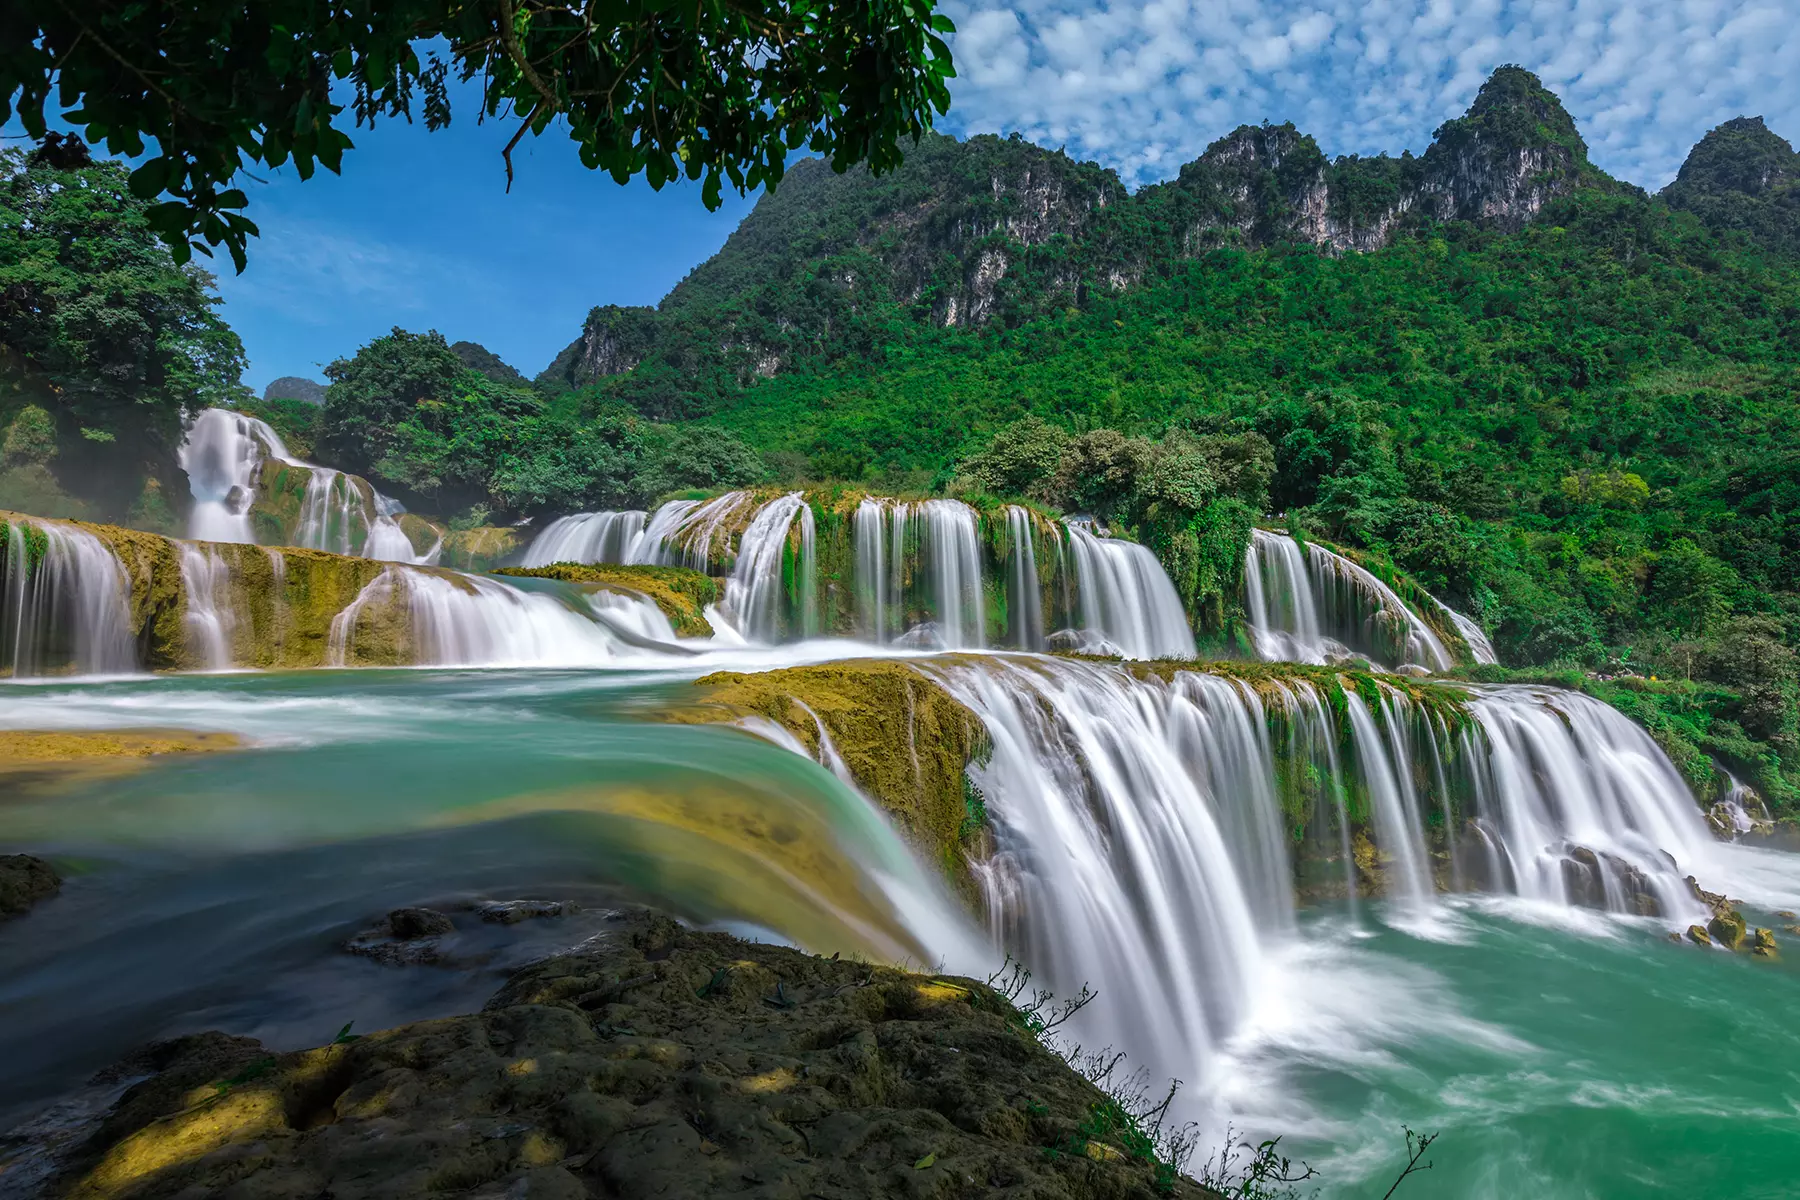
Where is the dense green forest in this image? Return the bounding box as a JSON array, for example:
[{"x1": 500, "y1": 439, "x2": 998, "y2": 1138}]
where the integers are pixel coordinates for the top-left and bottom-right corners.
[{"x1": 4, "y1": 66, "x2": 1797, "y2": 809}]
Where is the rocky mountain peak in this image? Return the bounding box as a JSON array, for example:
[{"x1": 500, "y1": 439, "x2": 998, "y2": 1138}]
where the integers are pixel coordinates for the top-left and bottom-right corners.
[
  {"x1": 1662, "y1": 115, "x2": 1799, "y2": 256},
  {"x1": 1667, "y1": 116, "x2": 1797, "y2": 198}
]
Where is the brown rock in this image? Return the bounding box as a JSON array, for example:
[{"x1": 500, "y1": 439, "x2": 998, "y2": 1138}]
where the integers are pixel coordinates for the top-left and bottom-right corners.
[
  {"x1": 55, "y1": 913, "x2": 1211, "y2": 1199},
  {"x1": 0, "y1": 854, "x2": 61, "y2": 919},
  {"x1": 1687, "y1": 925, "x2": 1713, "y2": 946},
  {"x1": 1752, "y1": 928, "x2": 1779, "y2": 960}
]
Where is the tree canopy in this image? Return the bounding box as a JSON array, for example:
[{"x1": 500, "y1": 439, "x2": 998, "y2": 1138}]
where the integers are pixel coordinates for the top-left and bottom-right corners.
[{"x1": 0, "y1": 0, "x2": 956, "y2": 268}]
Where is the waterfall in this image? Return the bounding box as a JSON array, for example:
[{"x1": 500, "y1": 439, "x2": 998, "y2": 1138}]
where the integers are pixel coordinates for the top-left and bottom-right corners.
[
  {"x1": 918, "y1": 499, "x2": 985, "y2": 649},
  {"x1": 632, "y1": 492, "x2": 755, "y2": 569},
  {"x1": 906, "y1": 657, "x2": 1717, "y2": 1090},
  {"x1": 1244, "y1": 530, "x2": 1452, "y2": 670},
  {"x1": 292, "y1": 467, "x2": 365, "y2": 556},
  {"x1": 1004, "y1": 507, "x2": 1045, "y2": 650},
  {"x1": 1464, "y1": 687, "x2": 1713, "y2": 916},
  {"x1": 0, "y1": 519, "x2": 135, "y2": 677},
  {"x1": 328, "y1": 567, "x2": 677, "y2": 667},
  {"x1": 854, "y1": 498, "x2": 889, "y2": 640},
  {"x1": 178, "y1": 543, "x2": 235, "y2": 670},
  {"x1": 1064, "y1": 519, "x2": 1195, "y2": 660},
  {"x1": 180, "y1": 408, "x2": 432, "y2": 563},
  {"x1": 179, "y1": 409, "x2": 290, "y2": 544},
  {"x1": 521, "y1": 511, "x2": 649, "y2": 567},
  {"x1": 722, "y1": 492, "x2": 807, "y2": 641},
  {"x1": 1435, "y1": 597, "x2": 1499, "y2": 665}
]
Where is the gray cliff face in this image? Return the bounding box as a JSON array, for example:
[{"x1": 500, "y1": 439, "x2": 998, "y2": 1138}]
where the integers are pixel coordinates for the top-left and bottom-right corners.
[{"x1": 1165, "y1": 66, "x2": 1604, "y2": 256}]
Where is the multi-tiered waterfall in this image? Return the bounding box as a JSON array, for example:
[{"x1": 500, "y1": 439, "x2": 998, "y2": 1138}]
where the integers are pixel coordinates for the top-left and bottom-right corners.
[
  {"x1": 0, "y1": 519, "x2": 135, "y2": 677},
  {"x1": 529, "y1": 493, "x2": 1194, "y2": 655},
  {"x1": 178, "y1": 408, "x2": 438, "y2": 564}
]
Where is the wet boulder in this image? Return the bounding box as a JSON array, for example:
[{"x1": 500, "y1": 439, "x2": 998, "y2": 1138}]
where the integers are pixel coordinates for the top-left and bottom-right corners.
[
  {"x1": 0, "y1": 854, "x2": 61, "y2": 919},
  {"x1": 345, "y1": 906, "x2": 457, "y2": 966},
  {"x1": 1752, "y1": 928, "x2": 1779, "y2": 960}
]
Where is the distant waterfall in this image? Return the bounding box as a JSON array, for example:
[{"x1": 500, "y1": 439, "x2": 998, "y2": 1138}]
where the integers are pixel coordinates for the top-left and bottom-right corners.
[
  {"x1": 1004, "y1": 506, "x2": 1045, "y2": 650},
  {"x1": 1436, "y1": 598, "x2": 1498, "y2": 665},
  {"x1": 1064, "y1": 519, "x2": 1195, "y2": 660},
  {"x1": 849, "y1": 498, "x2": 987, "y2": 649},
  {"x1": 1244, "y1": 529, "x2": 1452, "y2": 670},
  {"x1": 292, "y1": 467, "x2": 367, "y2": 557},
  {"x1": 521, "y1": 511, "x2": 649, "y2": 566},
  {"x1": 919, "y1": 500, "x2": 985, "y2": 649},
  {"x1": 328, "y1": 568, "x2": 678, "y2": 668},
  {"x1": 854, "y1": 498, "x2": 890, "y2": 640},
  {"x1": 919, "y1": 656, "x2": 1717, "y2": 1087},
  {"x1": 179, "y1": 407, "x2": 432, "y2": 563},
  {"x1": 632, "y1": 491, "x2": 755, "y2": 570},
  {"x1": 179, "y1": 409, "x2": 289, "y2": 544},
  {"x1": 0, "y1": 519, "x2": 135, "y2": 677}
]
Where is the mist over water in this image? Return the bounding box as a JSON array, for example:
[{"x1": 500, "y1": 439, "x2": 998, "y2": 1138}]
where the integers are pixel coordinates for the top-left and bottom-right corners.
[{"x1": 2, "y1": 486, "x2": 1797, "y2": 1197}]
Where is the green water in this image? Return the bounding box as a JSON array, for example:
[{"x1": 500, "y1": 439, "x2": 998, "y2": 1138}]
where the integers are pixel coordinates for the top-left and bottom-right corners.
[{"x1": 1, "y1": 670, "x2": 1795, "y2": 1198}]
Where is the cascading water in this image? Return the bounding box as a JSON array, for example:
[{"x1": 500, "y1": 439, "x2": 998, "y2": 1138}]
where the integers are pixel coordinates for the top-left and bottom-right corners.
[
  {"x1": 721, "y1": 492, "x2": 807, "y2": 641},
  {"x1": 521, "y1": 511, "x2": 649, "y2": 567},
  {"x1": 177, "y1": 543, "x2": 235, "y2": 670},
  {"x1": 854, "y1": 498, "x2": 890, "y2": 640},
  {"x1": 1004, "y1": 507, "x2": 1045, "y2": 650},
  {"x1": 632, "y1": 492, "x2": 755, "y2": 570},
  {"x1": 328, "y1": 567, "x2": 678, "y2": 668},
  {"x1": 180, "y1": 408, "x2": 432, "y2": 564},
  {"x1": 0, "y1": 519, "x2": 135, "y2": 677},
  {"x1": 178, "y1": 409, "x2": 290, "y2": 544},
  {"x1": 1063, "y1": 519, "x2": 1196, "y2": 660},
  {"x1": 1244, "y1": 530, "x2": 1452, "y2": 670},
  {"x1": 917, "y1": 499, "x2": 985, "y2": 649},
  {"x1": 912, "y1": 656, "x2": 1719, "y2": 1097},
  {"x1": 1436, "y1": 597, "x2": 1498, "y2": 665}
]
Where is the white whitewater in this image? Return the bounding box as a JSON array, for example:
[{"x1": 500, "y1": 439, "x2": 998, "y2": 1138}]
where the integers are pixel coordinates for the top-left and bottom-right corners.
[
  {"x1": 179, "y1": 408, "x2": 433, "y2": 564},
  {"x1": 1437, "y1": 598, "x2": 1499, "y2": 665},
  {"x1": 0, "y1": 520, "x2": 135, "y2": 677},
  {"x1": 915, "y1": 656, "x2": 1718, "y2": 1094},
  {"x1": 918, "y1": 499, "x2": 985, "y2": 649},
  {"x1": 1004, "y1": 507, "x2": 1045, "y2": 650},
  {"x1": 1244, "y1": 529, "x2": 1452, "y2": 670},
  {"x1": 722, "y1": 492, "x2": 807, "y2": 641},
  {"x1": 854, "y1": 498, "x2": 890, "y2": 640},
  {"x1": 179, "y1": 408, "x2": 290, "y2": 544},
  {"x1": 177, "y1": 543, "x2": 235, "y2": 670},
  {"x1": 521, "y1": 511, "x2": 649, "y2": 567},
  {"x1": 1064, "y1": 519, "x2": 1195, "y2": 660},
  {"x1": 328, "y1": 568, "x2": 676, "y2": 668}
]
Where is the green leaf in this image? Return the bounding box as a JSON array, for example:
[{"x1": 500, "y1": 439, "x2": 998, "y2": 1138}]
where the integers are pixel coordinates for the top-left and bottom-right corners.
[{"x1": 913, "y1": 1153, "x2": 936, "y2": 1169}]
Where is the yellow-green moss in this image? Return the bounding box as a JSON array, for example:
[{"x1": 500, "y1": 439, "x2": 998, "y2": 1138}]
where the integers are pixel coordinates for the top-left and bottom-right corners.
[
  {"x1": 664, "y1": 661, "x2": 989, "y2": 891},
  {"x1": 438, "y1": 526, "x2": 522, "y2": 571},
  {"x1": 396, "y1": 513, "x2": 444, "y2": 558},
  {"x1": 495, "y1": 563, "x2": 717, "y2": 637}
]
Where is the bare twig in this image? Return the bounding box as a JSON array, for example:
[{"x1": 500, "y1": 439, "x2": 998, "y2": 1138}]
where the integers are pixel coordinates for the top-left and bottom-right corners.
[{"x1": 1380, "y1": 1127, "x2": 1438, "y2": 1200}]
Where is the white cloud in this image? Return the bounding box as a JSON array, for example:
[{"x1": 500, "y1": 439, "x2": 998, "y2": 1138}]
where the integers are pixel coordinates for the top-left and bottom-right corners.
[{"x1": 939, "y1": 0, "x2": 1800, "y2": 189}]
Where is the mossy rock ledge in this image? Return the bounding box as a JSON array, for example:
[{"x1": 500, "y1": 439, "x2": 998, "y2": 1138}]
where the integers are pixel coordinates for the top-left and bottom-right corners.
[
  {"x1": 664, "y1": 661, "x2": 991, "y2": 891},
  {"x1": 496, "y1": 564, "x2": 718, "y2": 638},
  {"x1": 47, "y1": 912, "x2": 1213, "y2": 1200}
]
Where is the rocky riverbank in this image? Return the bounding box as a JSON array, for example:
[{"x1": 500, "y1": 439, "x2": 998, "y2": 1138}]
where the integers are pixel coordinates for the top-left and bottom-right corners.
[{"x1": 29, "y1": 911, "x2": 1211, "y2": 1200}]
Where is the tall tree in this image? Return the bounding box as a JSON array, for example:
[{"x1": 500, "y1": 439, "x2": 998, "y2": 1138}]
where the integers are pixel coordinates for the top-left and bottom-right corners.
[{"x1": 0, "y1": 0, "x2": 957, "y2": 269}]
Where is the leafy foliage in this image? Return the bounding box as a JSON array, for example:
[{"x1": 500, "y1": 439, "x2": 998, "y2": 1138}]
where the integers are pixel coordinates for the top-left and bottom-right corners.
[
  {"x1": 1, "y1": 0, "x2": 955, "y2": 267},
  {"x1": 318, "y1": 327, "x2": 764, "y2": 517}
]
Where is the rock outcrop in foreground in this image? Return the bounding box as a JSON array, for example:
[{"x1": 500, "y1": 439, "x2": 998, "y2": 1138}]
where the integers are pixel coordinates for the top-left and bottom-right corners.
[{"x1": 50, "y1": 913, "x2": 1209, "y2": 1199}]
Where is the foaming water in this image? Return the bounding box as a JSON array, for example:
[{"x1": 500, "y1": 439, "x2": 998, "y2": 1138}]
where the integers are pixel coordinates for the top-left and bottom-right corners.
[
  {"x1": 0, "y1": 669, "x2": 986, "y2": 1118},
  {"x1": 521, "y1": 511, "x2": 649, "y2": 566},
  {"x1": 1244, "y1": 529, "x2": 1453, "y2": 669}
]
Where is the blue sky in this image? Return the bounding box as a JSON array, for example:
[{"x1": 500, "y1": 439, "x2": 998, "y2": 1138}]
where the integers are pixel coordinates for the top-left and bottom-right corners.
[{"x1": 184, "y1": 2, "x2": 1800, "y2": 390}]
